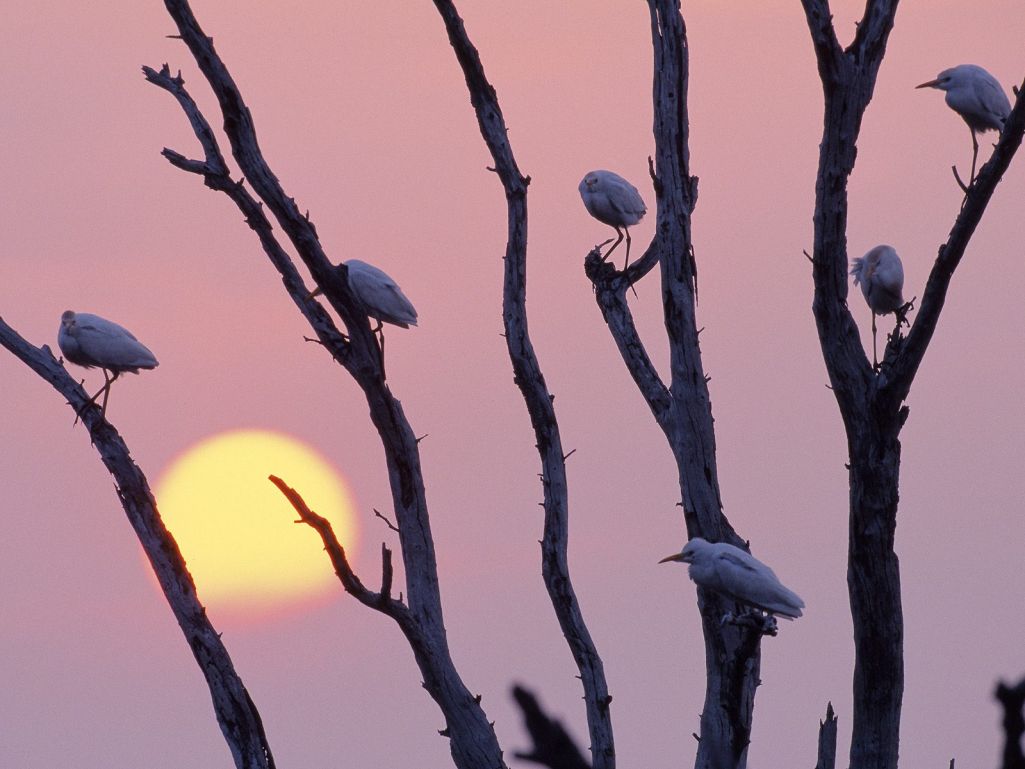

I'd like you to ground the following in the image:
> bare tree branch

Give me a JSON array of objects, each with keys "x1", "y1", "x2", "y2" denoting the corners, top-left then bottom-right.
[
  {"x1": 815, "y1": 702, "x2": 838, "y2": 769},
  {"x1": 269, "y1": 475, "x2": 403, "y2": 613},
  {"x1": 884, "y1": 79, "x2": 1025, "y2": 402},
  {"x1": 996, "y1": 677, "x2": 1025, "y2": 769},
  {"x1": 798, "y1": 5, "x2": 1021, "y2": 769},
  {"x1": 801, "y1": 4, "x2": 902, "y2": 766},
  {"x1": 581, "y1": 3, "x2": 767, "y2": 767},
  {"x1": 430, "y1": 2, "x2": 615, "y2": 766},
  {"x1": 799, "y1": 0, "x2": 842, "y2": 85},
  {"x1": 149, "y1": 3, "x2": 509, "y2": 766},
  {"x1": 141, "y1": 64, "x2": 350, "y2": 362},
  {"x1": 0, "y1": 317, "x2": 276, "y2": 769}
]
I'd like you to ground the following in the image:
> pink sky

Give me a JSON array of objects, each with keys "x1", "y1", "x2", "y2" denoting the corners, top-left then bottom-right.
[{"x1": 2, "y1": 2, "x2": 1024, "y2": 767}]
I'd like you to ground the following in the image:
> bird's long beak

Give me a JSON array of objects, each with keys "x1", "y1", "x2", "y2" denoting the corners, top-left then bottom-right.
[
  {"x1": 915, "y1": 79, "x2": 940, "y2": 90},
  {"x1": 306, "y1": 286, "x2": 324, "y2": 301},
  {"x1": 658, "y1": 553, "x2": 686, "y2": 564}
]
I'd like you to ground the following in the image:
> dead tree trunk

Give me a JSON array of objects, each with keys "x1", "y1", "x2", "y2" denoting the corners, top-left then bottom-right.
[
  {"x1": 801, "y1": 2, "x2": 1025, "y2": 768},
  {"x1": 584, "y1": 3, "x2": 766, "y2": 767},
  {"x1": 431, "y1": 2, "x2": 616, "y2": 766},
  {"x1": 146, "y1": 2, "x2": 511, "y2": 767}
]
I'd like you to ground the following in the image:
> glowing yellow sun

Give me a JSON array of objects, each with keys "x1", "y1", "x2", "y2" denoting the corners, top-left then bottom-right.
[{"x1": 155, "y1": 429, "x2": 356, "y2": 617}]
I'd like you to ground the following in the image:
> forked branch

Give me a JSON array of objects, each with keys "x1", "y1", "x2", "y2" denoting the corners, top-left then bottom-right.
[
  {"x1": 884, "y1": 77, "x2": 1025, "y2": 402},
  {"x1": 151, "y1": 3, "x2": 508, "y2": 767}
]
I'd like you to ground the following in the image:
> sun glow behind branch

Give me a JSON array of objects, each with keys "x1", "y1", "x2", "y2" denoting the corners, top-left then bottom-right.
[{"x1": 154, "y1": 429, "x2": 357, "y2": 620}]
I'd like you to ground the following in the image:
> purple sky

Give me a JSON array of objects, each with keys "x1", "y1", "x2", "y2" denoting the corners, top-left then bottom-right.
[{"x1": 3, "y1": 2, "x2": 1024, "y2": 767}]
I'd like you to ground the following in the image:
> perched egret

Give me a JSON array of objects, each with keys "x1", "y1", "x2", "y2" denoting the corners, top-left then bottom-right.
[
  {"x1": 850, "y1": 245, "x2": 907, "y2": 368},
  {"x1": 660, "y1": 537, "x2": 804, "y2": 620},
  {"x1": 917, "y1": 64, "x2": 1011, "y2": 185},
  {"x1": 579, "y1": 170, "x2": 646, "y2": 269},
  {"x1": 58, "y1": 310, "x2": 158, "y2": 419},
  {"x1": 309, "y1": 259, "x2": 417, "y2": 364},
  {"x1": 310, "y1": 259, "x2": 417, "y2": 329}
]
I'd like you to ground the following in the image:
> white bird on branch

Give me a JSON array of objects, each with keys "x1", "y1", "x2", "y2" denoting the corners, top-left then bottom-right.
[
  {"x1": 579, "y1": 170, "x2": 647, "y2": 269},
  {"x1": 58, "y1": 310, "x2": 158, "y2": 419},
  {"x1": 309, "y1": 259, "x2": 417, "y2": 355},
  {"x1": 917, "y1": 64, "x2": 1011, "y2": 187},
  {"x1": 850, "y1": 245, "x2": 910, "y2": 369},
  {"x1": 660, "y1": 537, "x2": 804, "y2": 620}
]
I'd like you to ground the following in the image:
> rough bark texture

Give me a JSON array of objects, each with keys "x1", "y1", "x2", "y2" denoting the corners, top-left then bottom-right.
[
  {"x1": 431, "y1": 2, "x2": 614, "y2": 767},
  {"x1": 0, "y1": 319, "x2": 275, "y2": 769},
  {"x1": 996, "y1": 678, "x2": 1025, "y2": 769},
  {"x1": 149, "y1": 2, "x2": 507, "y2": 767},
  {"x1": 585, "y1": 3, "x2": 764, "y2": 768},
  {"x1": 815, "y1": 703, "x2": 838, "y2": 769},
  {"x1": 800, "y1": 3, "x2": 1025, "y2": 769}
]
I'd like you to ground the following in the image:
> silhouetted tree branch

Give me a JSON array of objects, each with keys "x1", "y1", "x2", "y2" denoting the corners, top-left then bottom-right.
[
  {"x1": 584, "y1": 3, "x2": 764, "y2": 767},
  {"x1": 801, "y1": 2, "x2": 1025, "y2": 769},
  {"x1": 431, "y1": 1, "x2": 615, "y2": 766},
  {"x1": 997, "y1": 677, "x2": 1025, "y2": 769},
  {"x1": 815, "y1": 702, "x2": 837, "y2": 769},
  {"x1": 148, "y1": 2, "x2": 507, "y2": 767},
  {"x1": 0, "y1": 317, "x2": 276, "y2": 769}
]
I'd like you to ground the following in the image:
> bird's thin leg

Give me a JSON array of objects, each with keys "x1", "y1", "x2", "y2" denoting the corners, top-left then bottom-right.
[
  {"x1": 373, "y1": 321, "x2": 388, "y2": 380},
  {"x1": 99, "y1": 371, "x2": 119, "y2": 419},
  {"x1": 601, "y1": 229, "x2": 625, "y2": 265},
  {"x1": 623, "y1": 228, "x2": 632, "y2": 271},
  {"x1": 74, "y1": 370, "x2": 114, "y2": 425},
  {"x1": 970, "y1": 127, "x2": 980, "y2": 185},
  {"x1": 871, "y1": 313, "x2": 879, "y2": 370}
]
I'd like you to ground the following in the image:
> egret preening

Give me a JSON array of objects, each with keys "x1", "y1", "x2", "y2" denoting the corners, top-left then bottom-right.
[
  {"x1": 309, "y1": 259, "x2": 417, "y2": 356},
  {"x1": 579, "y1": 170, "x2": 646, "y2": 269},
  {"x1": 850, "y1": 245, "x2": 908, "y2": 368},
  {"x1": 660, "y1": 537, "x2": 804, "y2": 620},
  {"x1": 58, "y1": 310, "x2": 158, "y2": 419},
  {"x1": 917, "y1": 64, "x2": 1011, "y2": 186}
]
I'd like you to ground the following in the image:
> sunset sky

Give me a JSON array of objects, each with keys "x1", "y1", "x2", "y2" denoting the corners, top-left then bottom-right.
[{"x1": 3, "y1": 2, "x2": 1024, "y2": 768}]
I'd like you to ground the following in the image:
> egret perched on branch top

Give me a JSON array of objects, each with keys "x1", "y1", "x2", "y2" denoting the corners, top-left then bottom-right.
[
  {"x1": 917, "y1": 64, "x2": 1011, "y2": 186},
  {"x1": 58, "y1": 310, "x2": 158, "y2": 419},
  {"x1": 579, "y1": 170, "x2": 646, "y2": 270},
  {"x1": 850, "y1": 245, "x2": 908, "y2": 369},
  {"x1": 660, "y1": 537, "x2": 804, "y2": 620}
]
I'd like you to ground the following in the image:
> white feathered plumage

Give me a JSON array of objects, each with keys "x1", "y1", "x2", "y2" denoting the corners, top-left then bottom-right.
[
  {"x1": 579, "y1": 169, "x2": 646, "y2": 269},
  {"x1": 58, "y1": 310, "x2": 158, "y2": 418},
  {"x1": 660, "y1": 537, "x2": 805, "y2": 620}
]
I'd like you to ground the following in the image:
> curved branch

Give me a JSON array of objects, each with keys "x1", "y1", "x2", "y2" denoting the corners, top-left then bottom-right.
[
  {"x1": 152, "y1": 4, "x2": 508, "y2": 767},
  {"x1": 584, "y1": 246, "x2": 671, "y2": 425},
  {"x1": 142, "y1": 64, "x2": 351, "y2": 364},
  {"x1": 431, "y1": 2, "x2": 615, "y2": 766},
  {"x1": 884, "y1": 78, "x2": 1025, "y2": 403},
  {"x1": 0, "y1": 317, "x2": 276, "y2": 769},
  {"x1": 800, "y1": 0, "x2": 842, "y2": 85},
  {"x1": 996, "y1": 677, "x2": 1025, "y2": 769},
  {"x1": 269, "y1": 475, "x2": 404, "y2": 613}
]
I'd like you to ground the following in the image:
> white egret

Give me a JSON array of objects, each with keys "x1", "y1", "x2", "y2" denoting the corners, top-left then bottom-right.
[
  {"x1": 579, "y1": 170, "x2": 646, "y2": 269},
  {"x1": 660, "y1": 537, "x2": 804, "y2": 620},
  {"x1": 58, "y1": 310, "x2": 158, "y2": 419},
  {"x1": 917, "y1": 64, "x2": 1011, "y2": 185},
  {"x1": 850, "y1": 245, "x2": 907, "y2": 368},
  {"x1": 309, "y1": 259, "x2": 417, "y2": 359},
  {"x1": 311, "y1": 259, "x2": 417, "y2": 328}
]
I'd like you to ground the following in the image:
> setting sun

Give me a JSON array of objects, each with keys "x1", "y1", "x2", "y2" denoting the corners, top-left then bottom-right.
[{"x1": 155, "y1": 429, "x2": 356, "y2": 617}]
